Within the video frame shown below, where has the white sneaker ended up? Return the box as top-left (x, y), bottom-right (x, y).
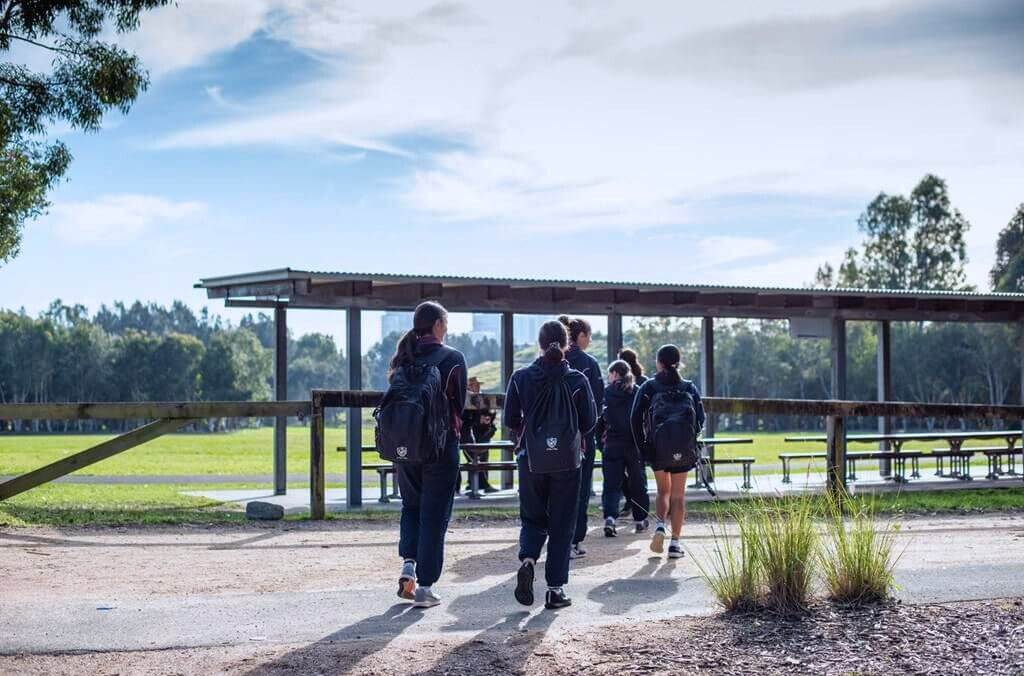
top-left (569, 543), bottom-right (587, 559)
top-left (413, 586), bottom-right (441, 608)
top-left (650, 525), bottom-right (666, 554)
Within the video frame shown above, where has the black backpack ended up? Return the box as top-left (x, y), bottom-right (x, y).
top-left (521, 373), bottom-right (582, 474)
top-left (601, 388), bottom-right (632, 446)
top-left (643, 381), bottom-right (699, 470)
top-left (374, 349), bottom-right (449, 464)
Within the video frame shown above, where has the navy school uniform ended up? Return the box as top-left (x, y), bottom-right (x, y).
top-left (597, 380), bottom-right (650, 521)
top-left (396, 338), bottom-right (467, 587)
top-left (504, 357), bottom-right (597, 587)
top-left (565, 344), bottom-right (604, 545)
top-left (629, 370), bottom-right (706, 471)
top-left (620, 372), bottom-right (648, 507)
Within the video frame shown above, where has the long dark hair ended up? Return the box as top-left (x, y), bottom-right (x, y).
top-left (539, 320), bottom-right (568, 362)
top-left (608, 359), bottom-right (635, 392)
top-left (389, 301), bottom-right (448, 373)
top-left (618, 348), bottom-right (644, 380)
top-left (656, 344), bottom-right (682, 383)
top-left (557, 315), bottom-right (591, 344)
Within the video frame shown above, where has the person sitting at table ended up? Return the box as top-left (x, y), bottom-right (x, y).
top-left (458, 377), bottom-right (499, 493)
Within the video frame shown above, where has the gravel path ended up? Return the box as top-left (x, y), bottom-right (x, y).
top-left (2, 512), bottom-right (1023, 674)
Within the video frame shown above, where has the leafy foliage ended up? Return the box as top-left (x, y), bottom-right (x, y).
top-left (816, 174), bottom-right (971, 291)
top-left (991, 203), bottom-right (1024, 292)
top-left (0, 0), bottom-right (170, 262)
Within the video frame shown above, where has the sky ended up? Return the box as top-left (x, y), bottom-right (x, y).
top-left (3, 0), bottom-right (1023, 348)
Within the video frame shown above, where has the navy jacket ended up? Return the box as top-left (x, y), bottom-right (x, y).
top-left (503, 357), bottom-right (597, 456)
top-left (629, 370), bottom-right (705, 454)
top-left (596, 380), bottom-right (639, 453)
top-left (412, 340), bottom-right (468, 438)
top-left (566, 345), bottom-right (604, 414)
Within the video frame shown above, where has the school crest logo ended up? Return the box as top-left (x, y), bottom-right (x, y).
top-left (546, 437), bottom-right (558, 451)
top-left (672, 452), bottom-right (682, 461)
top-left (397, 446), bottom-right (408, 459)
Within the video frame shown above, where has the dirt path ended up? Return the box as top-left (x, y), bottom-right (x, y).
top-left (2, 513), bottom-right (1023, 674)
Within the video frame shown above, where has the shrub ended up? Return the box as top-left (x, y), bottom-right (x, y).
top-left (695, 505), bottom-right (763, 612)
top-left (820, 494), bottom-right (901, 604)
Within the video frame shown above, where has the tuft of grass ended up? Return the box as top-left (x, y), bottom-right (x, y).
top-left (694, 504), bottom-right (763, 612)
top-left (752, 494), bottom-right (818, 614)
top-left (820, 492), bottom-right (901, 604)
top-left (696, 494), bottom-right (818, 614)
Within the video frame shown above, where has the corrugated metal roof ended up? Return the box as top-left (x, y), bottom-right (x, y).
top-left (196, 267), bottom-right (1024, 302)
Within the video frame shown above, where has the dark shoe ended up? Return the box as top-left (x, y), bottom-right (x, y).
top-left (603, 517), bottom-right (617, 537)
top-left (482, 484), bottom-right (500, 494)
top-left (668, 543), bottom-right (685, 559)
top-left (634, 519), bottom-right (649, 535)
top-left (569, 543), bottom-right (587, 559)
top-left (544, 589), bottom-right (572, 609)
top-left (619, 505), bottom-right (632, 518)
top-left (514, 561), bottom-right (535, 606)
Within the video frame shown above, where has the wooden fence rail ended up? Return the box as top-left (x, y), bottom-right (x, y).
top-left (2, 395), bottom-right (1021, 516)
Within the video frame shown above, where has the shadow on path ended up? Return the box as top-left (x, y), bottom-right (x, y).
top-left (586, 557), bottom-right (682, 615)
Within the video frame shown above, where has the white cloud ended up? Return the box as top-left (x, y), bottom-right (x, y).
top-left (137, 0), bottom-right (1024, 286)
top-left (693, 236), bottom-right (780, 267)
top-left (49, 195), bottom-right (206, 244)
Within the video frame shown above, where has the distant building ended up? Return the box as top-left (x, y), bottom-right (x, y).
top-left (469, 313), bottom-right (500, 343)
top-left (514, 315), bottom-right (549, 346)
top-left (380, 311), bottom-right (412, 339)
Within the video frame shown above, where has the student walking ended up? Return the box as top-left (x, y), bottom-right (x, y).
top-left (597, 360), bottom-right (651, 537)
top-left (558, 316), bottom-right (604, 559)
top-left (630, 344), bottom-right (705, 560)
top-left (504, 320), bottom-right (597, 609)
top-left (616, 348), bottom-right (648, 517)
top-left (375, 301), bottom-right (467, 608)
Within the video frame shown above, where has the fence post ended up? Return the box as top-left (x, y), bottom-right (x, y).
top-left (826, 414), bottom-right (847, 500)
top-left (310, 391), bottom-right (326, 520)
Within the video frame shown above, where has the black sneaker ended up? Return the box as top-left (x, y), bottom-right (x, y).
top-left (514, 561), bottom-right (535, 606)
top-left (619, 505), bottom-right (632, 518)
top-left (634, 519), bottom-right (649, 534)
top-left (544, 589), bottom-right (572, 609)
top-left (668, 543), bottom-right (685, 559)
top-left (603, 517), bottom-right (617, 537)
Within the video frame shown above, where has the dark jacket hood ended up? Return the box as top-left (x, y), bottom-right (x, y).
top-left (529, 356), bottom-right (570, 379)
top-left (604, 380), bottom-right (635, 403)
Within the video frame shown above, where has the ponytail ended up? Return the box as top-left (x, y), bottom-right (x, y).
top-left (656, 344), bottom-right (682, 384)
top-left (388, 301), bottom-right (448, 375)
top-left (618, 348), bottom-right (644, 380)
top-left (539, 320), bottom-right (568, 362)
top-left (557, 315), bottom-right (591, 344)
top-left (608, 359), bottom-right (635, 392)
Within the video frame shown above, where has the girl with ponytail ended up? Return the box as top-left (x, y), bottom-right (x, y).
top-left (557, 315), bottom-right (604, 558)
top-left (597, 360), bottom-right (651, 537)
top-left (629, 344), bottom-right (705, 559)
top-left (504, 320), bottom-right (596, 609)
top-left (390, 301), bottom-right (467, 608)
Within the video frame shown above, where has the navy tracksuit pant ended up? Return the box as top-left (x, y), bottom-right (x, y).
top-left (396, 438), bottom-right (460, 586)
top-left (572, 434), bottom-right (597, 544)
top-left (601, 447), bottom-right (650, 521)
top-left (518, 454), bottom-right (582, 588)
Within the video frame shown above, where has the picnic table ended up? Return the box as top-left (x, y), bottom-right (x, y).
top-left (691, 437), bottom-right (754, 489)
top-left (782, 430), bottom-right (1022, 482)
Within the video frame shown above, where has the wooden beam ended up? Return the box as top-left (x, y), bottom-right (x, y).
top-left (0, 418), bottom-right (195, 500)
top-left (826, 415), bottom-right (847, 499)
top-left (346, 308), bottom-right (363, 509)
top-left (310, 391), bottom-right (326, 520)
top-left (274, 305), bottom-right (288, 496)
top-left (607, 312), bottom-right (623, 366)
top-left (831, 317), bottom-right (847, 400)
top-left (0, 401), bottom-right (310, 421)
top-left (701, 317), bottom-right (716, 440)
top-left (500, 311), bottom-right (515, 490)
top-left (877, 320), bottom-right (893, 476)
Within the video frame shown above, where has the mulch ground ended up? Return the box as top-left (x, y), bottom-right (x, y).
top-left (547, 599), bottom-right (1024, 676)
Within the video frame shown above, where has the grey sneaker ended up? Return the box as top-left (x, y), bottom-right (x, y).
top-left (569, 543), bottom-right (587, 559)
top-left (397, 560), bottom-right (416, 600)
top-left (634, 519), bottom-right (650, 534)
top-left (650, 524), bottom-right (666, 554)
top-left (413, 586), bottom-right (441, 608)
top-left (603, 517), bottom-right (617, 537)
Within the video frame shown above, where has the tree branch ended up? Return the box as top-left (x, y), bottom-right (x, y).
top-left (0, 1), bottom-right (22, 34)
top-left (0, 33), bottom-right (78, 56)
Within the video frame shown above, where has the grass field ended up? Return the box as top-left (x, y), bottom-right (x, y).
top-left (1, 427), bottom-right (1014, 478)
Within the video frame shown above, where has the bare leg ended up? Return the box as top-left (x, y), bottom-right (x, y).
top-left (654, 470), bottom-right (671, 522)
top-left (669, 472), bottom-right (687, 538)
